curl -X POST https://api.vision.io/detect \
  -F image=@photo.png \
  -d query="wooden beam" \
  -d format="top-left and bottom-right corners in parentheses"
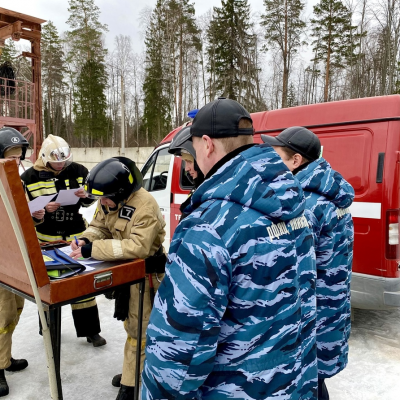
top-left (21, 29), bottom-right (41, 41)
top-left (21, 51), bottom-right (37, 59)
top-left (0, 20), bottom-right (21, 40)
top-left (0, 7), bottom-right (46, 25)
top-left (31, 39), bottom-right (43, 157)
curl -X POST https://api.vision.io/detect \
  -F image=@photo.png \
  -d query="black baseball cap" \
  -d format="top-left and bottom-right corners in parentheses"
top-left (261, 126), bottom-right (321, 161)
top-left (190, 98), bottom-right (254, 138)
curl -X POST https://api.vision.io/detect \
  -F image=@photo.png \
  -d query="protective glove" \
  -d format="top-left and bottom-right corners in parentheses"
top-left (113, 285), bottom-right (131, 321)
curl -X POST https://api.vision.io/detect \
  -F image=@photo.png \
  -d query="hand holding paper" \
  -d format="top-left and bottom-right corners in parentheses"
top-left (28, 194), bottom-right (56, 215)
top-left (74, 187), bottom-right (87, 198)
top-left (32, 209), bottom-right (45, 219)
top-left (45, 202), bottom-right (61, 213)
top-left (53, 189), bottom-right (81, 206)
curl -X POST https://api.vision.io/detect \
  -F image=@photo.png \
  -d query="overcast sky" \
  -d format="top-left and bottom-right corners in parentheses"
top-left (8, 0), bottom-right (266, 52)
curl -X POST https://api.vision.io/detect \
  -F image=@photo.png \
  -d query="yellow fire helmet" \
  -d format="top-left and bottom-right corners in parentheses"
top-left (40, 134), bottom-right (72, 168)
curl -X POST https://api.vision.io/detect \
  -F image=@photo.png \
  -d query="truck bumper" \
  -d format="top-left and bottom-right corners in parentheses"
top-left (351, 272), bottom-right (400, 310)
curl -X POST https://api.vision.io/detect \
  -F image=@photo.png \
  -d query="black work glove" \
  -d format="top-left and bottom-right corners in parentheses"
top-left (81, 242), bottom-right (93, 258)
top-left (113, 286), bottom-right (131, 321)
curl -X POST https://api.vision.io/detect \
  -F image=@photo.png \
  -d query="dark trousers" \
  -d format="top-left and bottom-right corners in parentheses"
top-left (318, 378), bottom-right (329, 400)
top-left (39, 302), bottom-right (101, 338)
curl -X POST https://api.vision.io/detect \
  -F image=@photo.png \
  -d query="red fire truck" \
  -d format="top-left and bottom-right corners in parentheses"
top-left (140, 95), bottom-right (400, 310)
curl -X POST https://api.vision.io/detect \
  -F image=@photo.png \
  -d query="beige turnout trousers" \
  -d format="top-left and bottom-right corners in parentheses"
top-left (0, 287), bottom-right (24, 369)
top-left (121, 273), bottom-right (163, 387)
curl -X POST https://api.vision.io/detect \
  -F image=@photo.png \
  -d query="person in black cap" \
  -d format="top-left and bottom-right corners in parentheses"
top-left (261, 126), bottom-right (321, 173)
top-left (168, 125), bottom-right (204, 220)
top-left (142, 99), bottom-right (318, 399)
top-left (262, 127), bottom-right (354, 400)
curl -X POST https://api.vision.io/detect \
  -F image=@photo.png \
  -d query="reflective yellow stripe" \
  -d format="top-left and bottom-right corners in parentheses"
top-left (71, 298), bottom-right (97, 310)
top-left (77, 177), bottom-right (84, 185)
top-left (27, 181), bottom-right (57, 198)
top-left (66, 232), bottom-right (85, 242)
top-left (31, 188), bottom-right (58, 198)
top-left (27, 181), bottom-right (56, 191)
top-left (126, 334), bottom-right (146, 350)
top-left (65, 179), bottom-right (70, 189)
top-left (111, 239), bottom-right (124, 258)
top-left (0, 320), bottom-right (17, 335)
top-left (92, 188), bottom-right (103, 195)
top-left (128, 173), bottom-right (133, 184)
top-left (36, 231), bottom-right (63, 242)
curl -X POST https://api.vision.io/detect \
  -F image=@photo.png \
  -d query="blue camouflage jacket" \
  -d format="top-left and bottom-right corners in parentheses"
top-left (295, 158), bottom-right (354, 378)
top-left (142, 145), bottom-right (318, 400)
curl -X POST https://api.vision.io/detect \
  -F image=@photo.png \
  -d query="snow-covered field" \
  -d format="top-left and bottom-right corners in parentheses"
top-left (5, 299), bottom-right (400, 400)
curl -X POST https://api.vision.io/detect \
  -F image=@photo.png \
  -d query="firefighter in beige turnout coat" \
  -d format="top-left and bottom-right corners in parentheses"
top-left (70, 156), bottom-right (166, 400)
top-left (0, 127), bottom-right (46, 397)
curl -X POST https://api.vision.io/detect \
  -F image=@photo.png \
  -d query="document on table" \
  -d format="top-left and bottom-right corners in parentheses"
top-left (28, 194), bottom-right (56, 215)
top-left (58, 245), bottom-right (103, 271)
top-left (53, 188), bottom-right (82, 206)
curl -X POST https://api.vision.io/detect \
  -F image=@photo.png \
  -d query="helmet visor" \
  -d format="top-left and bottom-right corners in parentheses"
top-left (48, 147), bottom-right (72, 164)
top-left (84, 184), bottom-right (120, 199)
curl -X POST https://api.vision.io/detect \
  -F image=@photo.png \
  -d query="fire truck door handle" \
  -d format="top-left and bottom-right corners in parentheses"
top-left (376, 152), bottom-right (385, 183)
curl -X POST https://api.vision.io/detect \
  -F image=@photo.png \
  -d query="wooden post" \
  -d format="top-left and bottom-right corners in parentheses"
top-left (31, 36), bottom-right (43, 159)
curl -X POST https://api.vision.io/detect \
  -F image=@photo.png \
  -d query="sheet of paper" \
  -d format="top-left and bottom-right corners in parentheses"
top-left (28, 194), bottom-right (56, 215)
top-left (53, 189), bottom-right (81, 206)
top-left (57, 245), bottom-right (102, 271)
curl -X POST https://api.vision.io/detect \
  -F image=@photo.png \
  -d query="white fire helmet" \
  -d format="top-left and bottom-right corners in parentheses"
top-left (40, 134), bottom-right (72, 168)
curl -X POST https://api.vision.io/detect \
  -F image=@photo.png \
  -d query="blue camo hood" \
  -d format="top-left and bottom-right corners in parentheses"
top-left (295, 158), bottom-right (354, 208)
top-left (189, 144), bottom-right (306, 220)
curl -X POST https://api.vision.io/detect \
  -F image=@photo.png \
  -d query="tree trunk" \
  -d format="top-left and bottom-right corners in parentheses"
top-left (282, 0), bottom-right (289, 108)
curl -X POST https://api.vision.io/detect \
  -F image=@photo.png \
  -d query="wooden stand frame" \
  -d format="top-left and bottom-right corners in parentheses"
top-left (0, 159), bottom-right (146, 399)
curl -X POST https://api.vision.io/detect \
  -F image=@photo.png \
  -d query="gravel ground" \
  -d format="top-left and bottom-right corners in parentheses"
top-left (3, 297), bottom-right (400, 400)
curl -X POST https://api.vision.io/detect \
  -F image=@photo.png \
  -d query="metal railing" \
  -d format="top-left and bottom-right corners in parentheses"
top-left (0, 76), bottom-right (35, 120)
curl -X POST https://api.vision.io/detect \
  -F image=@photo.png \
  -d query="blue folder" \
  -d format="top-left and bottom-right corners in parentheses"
top-left (42, 248), bottom-right (85, 279)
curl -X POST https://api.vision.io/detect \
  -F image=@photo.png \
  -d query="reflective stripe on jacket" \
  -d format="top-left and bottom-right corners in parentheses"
top-left (21, 162), bottom-right (94, 241)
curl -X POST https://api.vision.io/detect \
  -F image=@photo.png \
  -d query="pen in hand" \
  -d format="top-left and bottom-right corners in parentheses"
top-left (74, 235), bottom-right (79, 246)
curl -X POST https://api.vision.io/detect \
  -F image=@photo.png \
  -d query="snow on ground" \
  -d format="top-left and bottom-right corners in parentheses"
top-left (5, 299), bottom-right (400, 400)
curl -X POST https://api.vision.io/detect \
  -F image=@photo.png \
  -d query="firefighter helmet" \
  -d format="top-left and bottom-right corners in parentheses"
top-left (84, 157), bottom-right (143, 205)
top-left (40, 134), bottom-right (72, 168)
top-left (0, 127), bottom-right (29, 160)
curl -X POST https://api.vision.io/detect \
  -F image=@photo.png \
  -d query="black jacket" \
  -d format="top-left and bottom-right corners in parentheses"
top-left (21, 162), bottom-right (94, 241)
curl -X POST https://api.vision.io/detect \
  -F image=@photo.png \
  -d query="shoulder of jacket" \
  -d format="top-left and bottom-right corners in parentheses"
top-left (128, 188), bottom-right (159, 209)
top-left (20, 166), bottom-right (37, 182)
top-left (66, 162), bottom-right (88, 174)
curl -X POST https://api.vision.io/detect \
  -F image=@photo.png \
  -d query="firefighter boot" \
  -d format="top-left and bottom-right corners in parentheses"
top-left (116, 384), bottom-right (135, 400)
top-left (86, 334), bottom-right (107, 347)
top-left (112, 373), bottom-right (122, 387)
top-left (5, 358), bottom-right (28, 372)
top-left (0, 370), bottom-right (9, 397)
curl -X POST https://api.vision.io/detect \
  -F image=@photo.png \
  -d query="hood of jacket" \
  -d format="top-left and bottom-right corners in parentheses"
top-left (188, 144), bottom-right (306, 221)
top-left (295, 158), bottom-right (354, 208)
top-left (33, 157), bottom-right (62, 176)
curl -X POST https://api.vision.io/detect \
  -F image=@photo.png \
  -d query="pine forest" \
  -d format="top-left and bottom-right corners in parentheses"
top-left (1, 0), bottom-right (399, 147)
